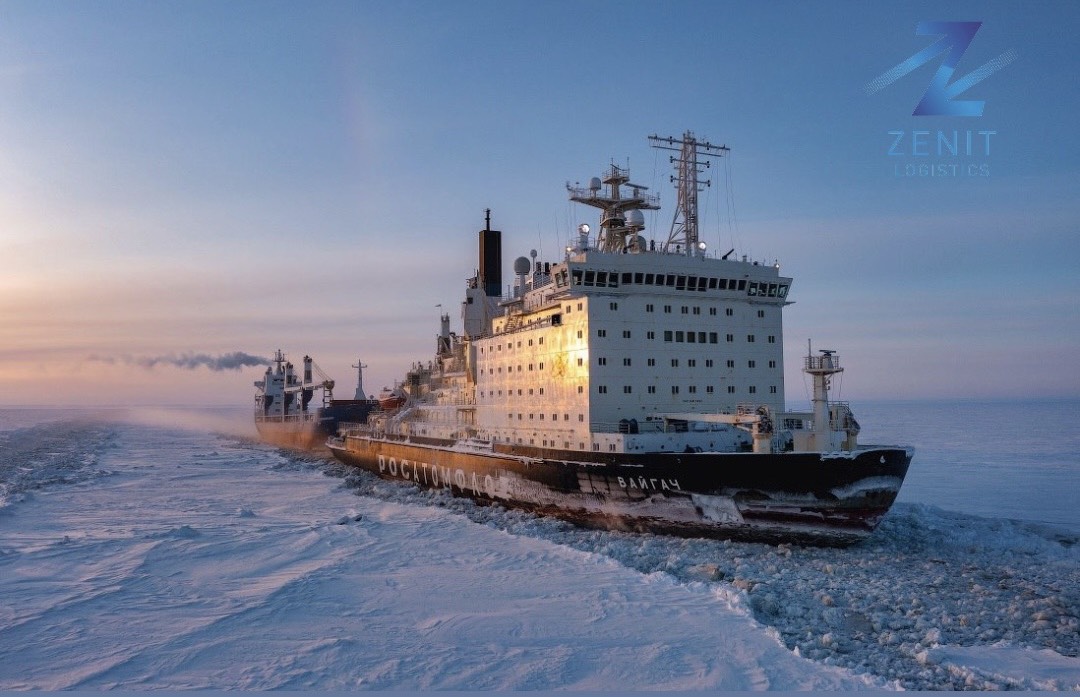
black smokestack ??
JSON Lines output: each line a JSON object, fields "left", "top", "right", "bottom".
{"left": 479, "top": 208, "right": 501, "bottom": 297}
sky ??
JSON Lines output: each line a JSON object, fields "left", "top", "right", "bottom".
{"left": 1, "top": 0, "right": 1077, "bottom": 406}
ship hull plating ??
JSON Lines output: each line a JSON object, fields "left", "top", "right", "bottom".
{"left": 329, "top": 435, "right": 913, "bottom": 546}
{"left": 256, "top": 401, "right": 377, "bottom": 453}
{"left": 255, "top": 417, "right": 333, "bottom": 453}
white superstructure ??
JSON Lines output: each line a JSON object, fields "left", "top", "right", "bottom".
{"left": 362, "top": 132, "right": 868, "bottom": 458}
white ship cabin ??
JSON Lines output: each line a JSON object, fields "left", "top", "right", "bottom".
{"left": 457, "top": 229, "right": 792, "bottom": 454}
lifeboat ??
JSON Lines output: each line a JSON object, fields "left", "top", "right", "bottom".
{"left": 377, "top": 386, "right": 407, "bottom": 410}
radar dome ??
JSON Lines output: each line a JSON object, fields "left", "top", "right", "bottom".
{"left": 589, "top": 177, "right": 602, "bottom": 191}
{"left": 513, "top": 256, "right": 531, "bottom": 274}
{"left": 626, "top": 209, "right": 645, "bottom": 227}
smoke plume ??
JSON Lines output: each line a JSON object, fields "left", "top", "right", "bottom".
{"left": 90, "top": 352, "right": 271, "bottom": 372}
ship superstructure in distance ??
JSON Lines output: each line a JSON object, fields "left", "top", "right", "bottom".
{"left": 329, "top": 132, "right": 913, "bottom": 545}
{"left": 254, "top": 350, "right": 375, "bottom": 452}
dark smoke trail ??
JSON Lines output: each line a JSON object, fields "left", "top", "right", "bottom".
{"left": 89, "top": 352, "right": 271, "bottom": 372}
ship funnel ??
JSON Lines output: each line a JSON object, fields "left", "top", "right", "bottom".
{"left": 478, "top": 208, "right": 502, "bottom": 297}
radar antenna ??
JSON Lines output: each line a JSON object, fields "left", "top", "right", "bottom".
{"left": 649, "top": 131, "right": 729, "bottom": 256}
{"left": 566, "top": 165, "right": 660, "bottom": 253}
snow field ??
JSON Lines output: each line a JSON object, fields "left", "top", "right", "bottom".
{"left": 0, "top": 422, "right": 880, "bottom": 690}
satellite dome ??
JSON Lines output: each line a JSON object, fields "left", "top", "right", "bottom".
{"left": 626, "top": 209, "right": 645, "bottom": 227}
{"left": 513, "top": 256, "right": 531, "bottom": 274}
{"left": 589, "top": 177, "right": 602, "bottom": 191}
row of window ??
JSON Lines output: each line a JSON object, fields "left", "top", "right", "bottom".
{"left": 481, "top": 336, "right": 547, "bottom": 354}
{"left": 486, "top": 363, "right": 546, "bottom": 374}
{"left": 482, "top": 387, "right": 547, "bottom": 397}
{"left": 508, "top": 412, "right": 584, "bottom": 422}
{"left": 566, "top": 268, "right": 789, "bottom": 299}
{"left": 601, "top": 357, "right": 778, "bottom": 369}
{"left": 659, "top": 330, "right": 776, "bottom": 344}
{"left": 597, "top": 385, "right": 777, "bottom": 395}
{"left": 621, "top": 302, "right": 772, "bottom": 320}
{"left": 592, "top": 329, "right": 777, "bottom": 343}
{"left": 483, "top": 382, "right": 779, "bottom": 400}
{"left": 643, "top": 305, "right": 769, "bottom": 318}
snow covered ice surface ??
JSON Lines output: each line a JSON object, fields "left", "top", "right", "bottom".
{"left": 0, "top": 408, "right": 1078, "bottom": 690}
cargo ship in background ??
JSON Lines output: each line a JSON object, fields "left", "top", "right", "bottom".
{"left": 254, "top": 351, "right": 376, "bottom": 453}
{"left": 328, "top": 132, "right": 914, "bottom": 545}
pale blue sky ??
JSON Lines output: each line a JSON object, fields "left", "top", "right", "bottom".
{"left": 1, "top": 0, "right": 1077, "bottom": 405}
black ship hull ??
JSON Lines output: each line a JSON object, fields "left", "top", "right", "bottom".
{"left": 328, "top": 433, "right": 913, "bottom": 546}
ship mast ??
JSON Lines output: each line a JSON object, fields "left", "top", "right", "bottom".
{"left": 567, "top": 165, "right": 659, "bottom": 253}
{"left": 649, "top": 131, "right": 729, "bottom": 256}
{"left": 352, "top": 360, "right": 368, "bottom": 400}
{"left": 804, "top": 343, "right": 843, "bottom": 451}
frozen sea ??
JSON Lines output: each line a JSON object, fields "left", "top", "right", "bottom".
{"left": 0, "top": 400, "right": 1077, "bottom": 690}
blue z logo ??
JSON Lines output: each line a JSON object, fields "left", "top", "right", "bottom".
{"left": 866, "top": 21, "right": 1018, "bottom": 116}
